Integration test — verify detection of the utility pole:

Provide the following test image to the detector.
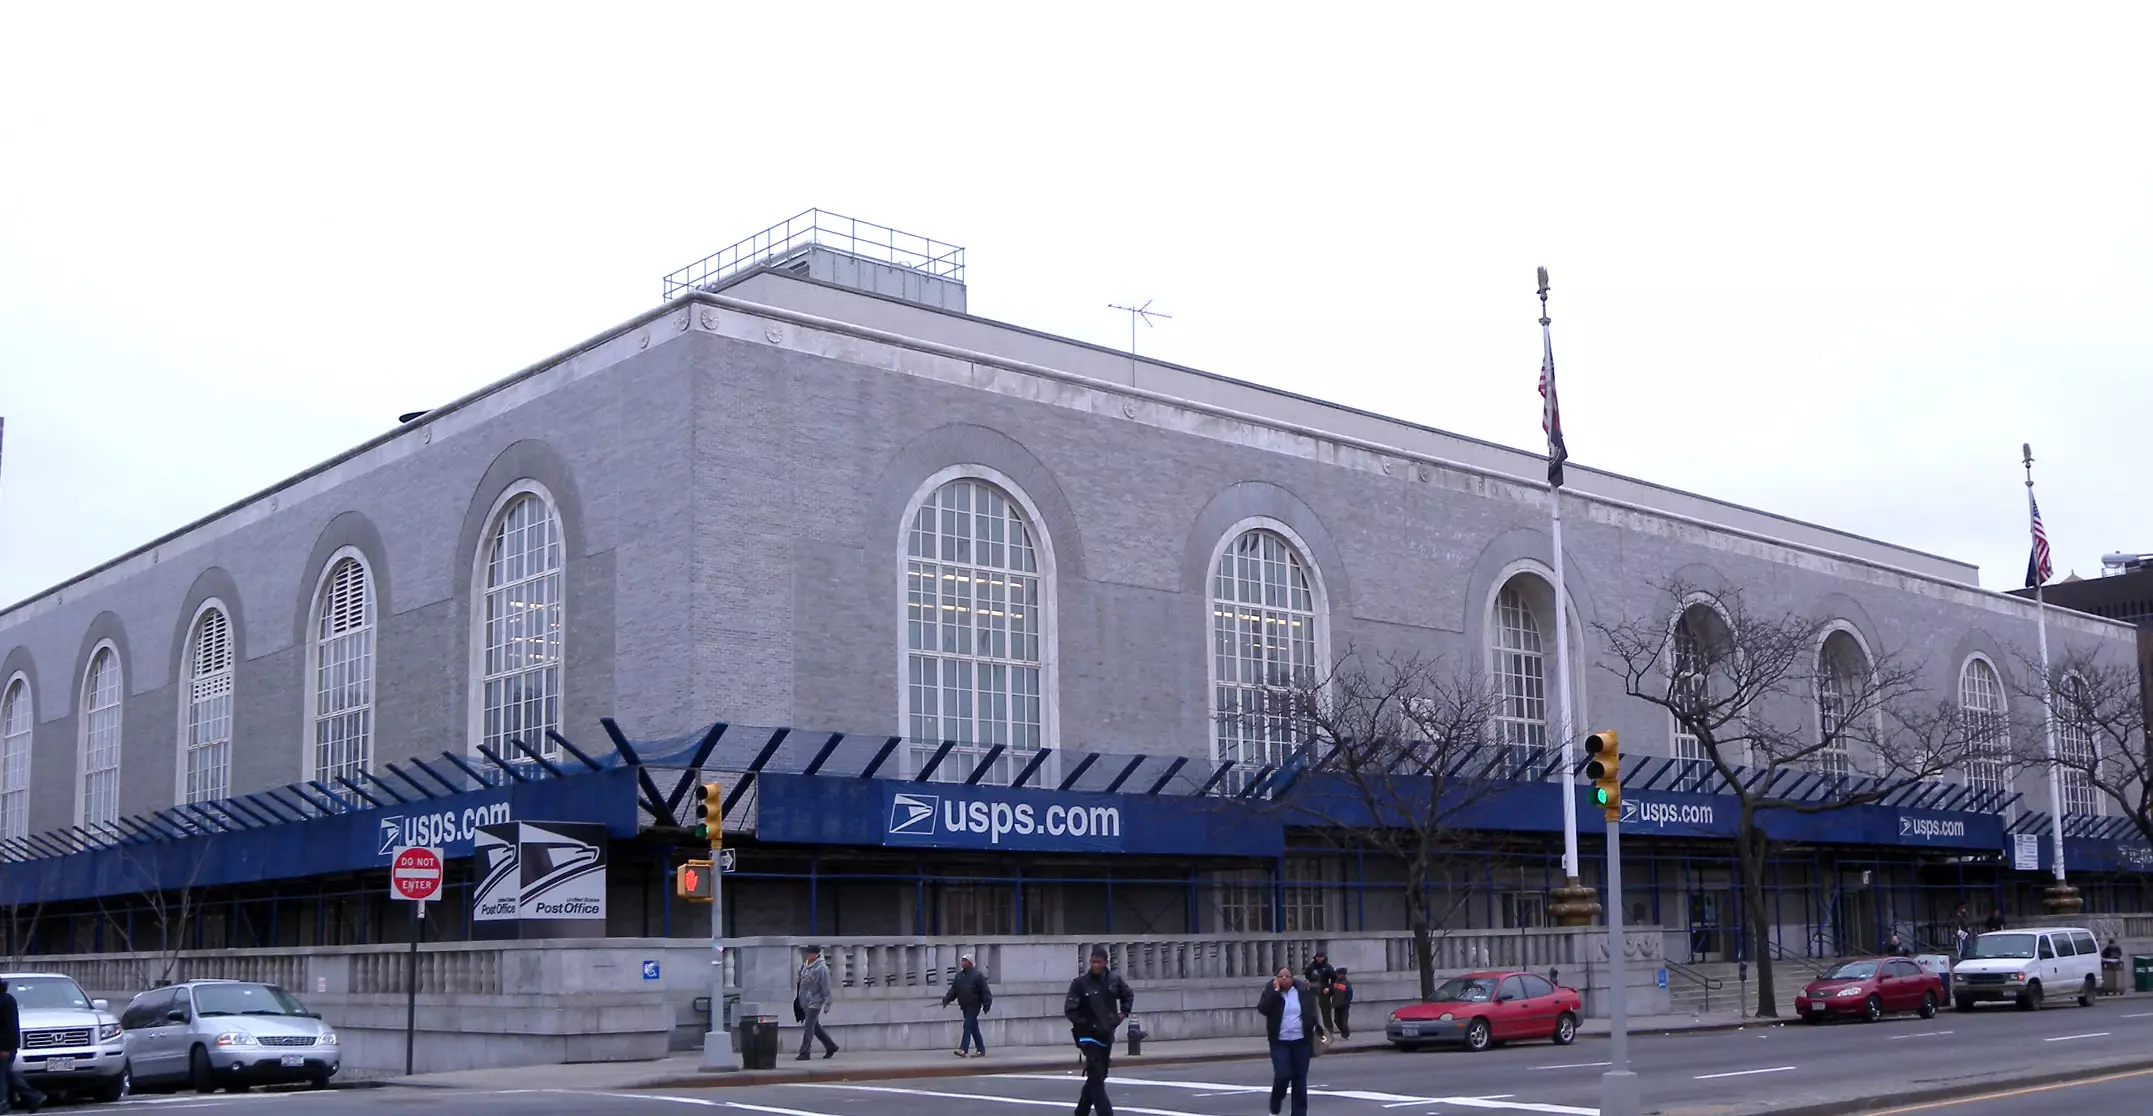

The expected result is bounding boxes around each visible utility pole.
[1107,300,1171,386]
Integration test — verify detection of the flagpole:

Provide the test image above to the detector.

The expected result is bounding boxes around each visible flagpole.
[1540,269,1598,927]
[2023,444,2080,914]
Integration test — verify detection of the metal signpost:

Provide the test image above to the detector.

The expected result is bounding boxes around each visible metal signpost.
[390,846,443,1076]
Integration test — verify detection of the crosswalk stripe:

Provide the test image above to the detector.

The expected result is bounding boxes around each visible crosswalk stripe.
[991,1072,1599,1114]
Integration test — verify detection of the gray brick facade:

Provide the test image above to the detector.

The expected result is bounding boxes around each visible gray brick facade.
[0,267,2136,844]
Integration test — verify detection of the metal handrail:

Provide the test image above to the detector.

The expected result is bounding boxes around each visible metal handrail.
[1664,958,1725,1012]
[662,209,966,298]
[1765,938,1834,976]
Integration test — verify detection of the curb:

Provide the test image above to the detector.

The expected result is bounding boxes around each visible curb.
[1754,1058,2153,1116]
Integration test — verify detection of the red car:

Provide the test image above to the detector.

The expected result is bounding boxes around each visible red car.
[1794,957,1944,1023]
[1386,971,1584,1052]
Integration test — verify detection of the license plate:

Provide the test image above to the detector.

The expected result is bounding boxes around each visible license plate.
[281,1054,306,1068]
[1398,1027,1418,1037]
[43,1058,74,1073]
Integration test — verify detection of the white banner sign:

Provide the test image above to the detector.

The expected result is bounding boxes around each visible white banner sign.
[2013,832,2042,872]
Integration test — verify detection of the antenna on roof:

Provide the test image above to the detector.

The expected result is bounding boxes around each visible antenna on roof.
[1107,300,1172,386]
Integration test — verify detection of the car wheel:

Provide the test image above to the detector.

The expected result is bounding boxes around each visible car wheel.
[1863,995,1883,1023]
[89,1062,132,1103]
[1464,1018,1492,1052]
[2080,977,2097,1008]
[2017,981,2043,1011]
[1552,1012,1578,1046]
[189,1045,216,1094]
[1919,992,1938,1020]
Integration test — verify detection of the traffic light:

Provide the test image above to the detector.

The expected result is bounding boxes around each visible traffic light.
[1584,731,1620,819]
[675,859,715,902]
[694,781,723,849]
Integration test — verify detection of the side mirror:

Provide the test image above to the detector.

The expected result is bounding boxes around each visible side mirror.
[166,1009,188,1023]
[92,999,109,1011]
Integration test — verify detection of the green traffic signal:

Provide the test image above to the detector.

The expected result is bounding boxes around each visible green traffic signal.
[1593,787,1610,806]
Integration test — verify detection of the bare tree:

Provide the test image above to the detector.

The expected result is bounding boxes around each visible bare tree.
[1255,650,1515,999]
[1597,583,1986,1018]
[3,896,48,967]
[95,840,214,990]
[2008,647,2151,848]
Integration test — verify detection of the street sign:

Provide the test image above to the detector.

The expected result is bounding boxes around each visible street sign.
[718,848,738,873]
[391,846,444,902]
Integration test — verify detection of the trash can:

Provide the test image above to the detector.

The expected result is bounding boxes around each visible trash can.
[741,1014,781,1070]
[2134,956,2153,994]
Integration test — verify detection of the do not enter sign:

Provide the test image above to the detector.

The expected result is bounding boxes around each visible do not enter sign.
[391,846,444,902]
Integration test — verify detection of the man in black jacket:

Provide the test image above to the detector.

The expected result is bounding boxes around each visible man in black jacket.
[941,954,994,1057]
[0,979,46,1114]
[1065,946,1134,1116]
[1302,952,1337,1035]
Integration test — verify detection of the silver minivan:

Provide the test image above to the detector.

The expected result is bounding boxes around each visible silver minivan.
[119,980,339,1092]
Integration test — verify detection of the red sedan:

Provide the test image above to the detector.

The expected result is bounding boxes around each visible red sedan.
[1795,957,1944,1023]
[1386,971,1584,1052]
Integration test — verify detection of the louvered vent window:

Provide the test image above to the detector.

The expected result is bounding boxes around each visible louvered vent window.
[185,608,234,803]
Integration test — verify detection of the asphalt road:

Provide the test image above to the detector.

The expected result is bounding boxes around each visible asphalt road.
[75,998,2153,1116]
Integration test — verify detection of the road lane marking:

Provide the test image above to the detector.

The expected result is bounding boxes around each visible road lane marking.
[2122,1012,2153,1018]
[2043,1031,2112,1041]
[1861,1066,2153,1113]
[1886,1030,1953,1040]
[1533,1061,1613,1069]
[987,1073,1598,1114]
[1694,1065,1796,1080]
[789,1083,1212,1116]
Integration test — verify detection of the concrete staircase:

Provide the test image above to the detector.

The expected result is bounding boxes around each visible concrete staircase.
[1665,956,1839,1018]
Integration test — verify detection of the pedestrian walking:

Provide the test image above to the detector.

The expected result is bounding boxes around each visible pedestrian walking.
[1984,908,2006,933]
[1065,946,1134,1116]
[941,954,994,1057]
[793,945,839,1061]
[1302,951,1337,1036]
[0,979,45,1114]
[1329,968,1353,1039]
[1257,967,1326,1116]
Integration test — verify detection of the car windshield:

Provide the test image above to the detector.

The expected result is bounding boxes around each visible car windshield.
[1430,978,1498,1003]
[1969,933,2037,960]
[4,977,90,1011]
[192,983,311,1018]
[1820,962,1879,980]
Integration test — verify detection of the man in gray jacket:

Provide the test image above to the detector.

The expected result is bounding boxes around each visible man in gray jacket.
[794,945,839,1061]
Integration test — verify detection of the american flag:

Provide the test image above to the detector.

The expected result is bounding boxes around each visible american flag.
[2025,491,2053,588]
[1539,331,1567,488]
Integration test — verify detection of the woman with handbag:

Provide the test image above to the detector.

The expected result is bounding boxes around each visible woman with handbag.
[1256,966,1327,1116]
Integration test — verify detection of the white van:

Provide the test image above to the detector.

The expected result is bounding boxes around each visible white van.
[1952,927,2102,1011]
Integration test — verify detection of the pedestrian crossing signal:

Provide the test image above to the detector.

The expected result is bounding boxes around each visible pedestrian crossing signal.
[676,859,715,902]
[694,781,723,849]
[1584,731,1620,819]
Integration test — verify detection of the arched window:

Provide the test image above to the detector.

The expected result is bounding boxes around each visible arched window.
[1959,658,2008,798]
[80,647,123,828]
[1211,529,1318,782]
[183,606,234,803]
[480,491,564,759]
[314,557,374,782]
[0,677,30,841]
[905,478,1044,782]
[2056,674,2099,817]
[1491,584,1549,777]
[1815,629,1869,778]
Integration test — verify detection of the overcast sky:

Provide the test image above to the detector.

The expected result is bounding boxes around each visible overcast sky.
[3,4,2148,607]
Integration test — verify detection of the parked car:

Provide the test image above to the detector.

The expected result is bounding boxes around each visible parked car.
[1794,957,1944,1023]
[119,980,339,1092]
[0,971,131,1102]
[1952,927,2101,1011]
[1386,971,1583,1052]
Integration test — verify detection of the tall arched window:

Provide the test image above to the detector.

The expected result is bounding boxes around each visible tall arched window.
[1491,584,1549,777]
[0,677,30,841]
[1959,657,2008,799]
[480,491,564,759]
[1669,612,1709,763]
[1211,529,1318,782]
[314,557,374,782]
[1815,629,1869,778]
[79,647,122,827]
[183,605,234,803]
[905,477,1044,782]
[2056,673,2099,817]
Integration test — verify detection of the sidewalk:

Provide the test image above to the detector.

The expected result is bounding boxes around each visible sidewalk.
[372,1010,1757,1092]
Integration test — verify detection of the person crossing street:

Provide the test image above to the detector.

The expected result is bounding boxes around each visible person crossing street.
[1302,952,1338,1037]
[793,945,839,1061]
[1065,946,1135,1116]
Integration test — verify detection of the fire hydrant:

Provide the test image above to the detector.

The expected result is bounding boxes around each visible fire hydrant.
[1127,1019,1145,1056]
